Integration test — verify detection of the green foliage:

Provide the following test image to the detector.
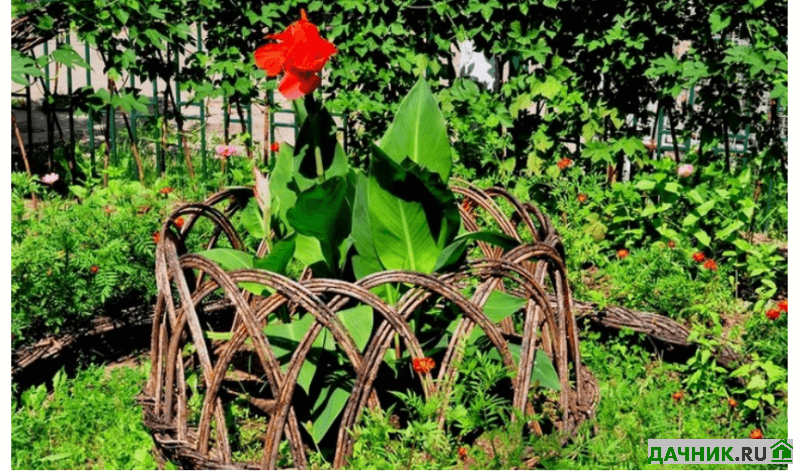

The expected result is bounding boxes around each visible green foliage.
[11,172,175,344]
[12,363,157,470]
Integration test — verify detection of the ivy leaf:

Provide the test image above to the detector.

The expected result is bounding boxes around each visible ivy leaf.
[582,141,613,164]
[531,75,562,99]
[51,45,90,69]
[709,10,731,34]
[12,50,44,86]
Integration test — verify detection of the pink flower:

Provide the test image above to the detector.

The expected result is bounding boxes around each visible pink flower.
[677,164,694,178]
[215,145,239,159]
[42,173,59,184]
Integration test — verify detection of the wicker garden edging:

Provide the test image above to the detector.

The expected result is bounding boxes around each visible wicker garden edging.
[137,182,740,469]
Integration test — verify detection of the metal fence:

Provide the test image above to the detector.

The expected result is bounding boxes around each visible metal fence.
[10,26,349,185]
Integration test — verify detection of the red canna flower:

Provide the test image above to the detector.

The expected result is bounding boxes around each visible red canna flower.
[668,240,675,249]
[703,259,717,271]
[175,216,185,229]
[153,232,160,244]
[749,428,763,439]
[577,194,588,203]
[672,391,684,402]
[557,158,573,170]
[270,142,280,153]
[90,265,99,274]
[766,308,781,321]
[159,187,173,195]
[254,9,337,100]
[728,398,738,408]
[617,249,630,259]
[778,299,788,313]
[412,357,435,374]
[458,447,468,460]
[692,252,706,263]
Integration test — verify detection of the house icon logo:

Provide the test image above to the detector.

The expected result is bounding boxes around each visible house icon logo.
[770,439,793,463]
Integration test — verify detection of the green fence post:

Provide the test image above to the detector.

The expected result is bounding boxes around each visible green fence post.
[85,43,95,176]
[65,33,76,167]
[153,82,163,175]
[269,90,275,151]
[247,104,253,150]
[43,41,54,169]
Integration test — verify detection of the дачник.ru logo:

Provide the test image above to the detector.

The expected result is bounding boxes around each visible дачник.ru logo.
[648,439,792,465]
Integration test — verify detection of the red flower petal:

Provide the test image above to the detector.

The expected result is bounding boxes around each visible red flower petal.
[254,43,287,76]
[285,38,337,73]
[278,70,321,100]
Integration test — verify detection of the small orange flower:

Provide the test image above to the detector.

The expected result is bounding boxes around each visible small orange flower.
[153,232,160,244]
[175,216,185,229]
[46,269,52,277]
[557,158,573,170]
[104,205,114,215]
[412,357,435,374]
[672,391,684,402]
[766,308,781,321]
[159,187,173,195]
[90,265,99,274]
[692,252,706,263]
[577,194,588,203]
[617,249,630,259]
[458,447,468,460]
[270,142,280,153]
[668,240,676,249]
[778,299,788,313]
[749,428,763,439]
[728,398,738,408]
[462,199,476,212]
[703,259,717,271]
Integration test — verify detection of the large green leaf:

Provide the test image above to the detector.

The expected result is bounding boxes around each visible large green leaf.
[292,96,348,192]
[262,314,319,393]
[368,175,437,272]
[287,176,352,274]
[530,349,560,391]
[483,290,527,323]
[239,198,265,239]
[294,234,326,268]
[378,76,453,181]
[365,145,460,273]
[195,248,267,296]
[269,143,298,229]
[433,231,521,272]
[254,235,296,274]
[351,172,382,278]
[307,373,351,444]
[485,344,561,391]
